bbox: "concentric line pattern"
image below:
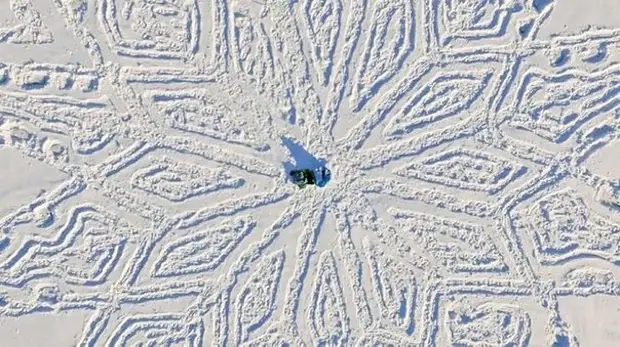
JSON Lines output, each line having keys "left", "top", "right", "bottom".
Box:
{"left": 0, "top": 0, "right": 619, "bottom": 345}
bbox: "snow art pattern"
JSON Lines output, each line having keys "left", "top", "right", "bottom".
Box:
{"left": 0, "top": 0, "right": 619, "bottom": 345}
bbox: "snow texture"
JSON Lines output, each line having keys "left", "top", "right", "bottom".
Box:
{"left": 0, "top": 0, "right": 619, "bottom": 345}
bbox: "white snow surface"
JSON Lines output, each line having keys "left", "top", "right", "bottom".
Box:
{"left": 0, "top": 0, "right": 619, "bottom": 346}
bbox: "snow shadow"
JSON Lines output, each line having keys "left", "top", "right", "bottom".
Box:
{"left": 280, "top": 136, "right": 325, "bottom": 173}
{"left": 533, "top": 0, "right": 553, "bottom": 12}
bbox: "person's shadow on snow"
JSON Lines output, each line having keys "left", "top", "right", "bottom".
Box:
{"left": 281, "top": 136, "right": 326, "bottom": 173}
